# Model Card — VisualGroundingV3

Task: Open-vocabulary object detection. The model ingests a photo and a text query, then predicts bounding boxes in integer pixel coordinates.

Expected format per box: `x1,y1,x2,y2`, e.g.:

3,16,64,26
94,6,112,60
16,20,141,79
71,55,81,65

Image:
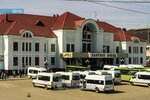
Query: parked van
81,75,114,93
32,72,63,90
27,67,47,79
73,71,96,80
56,72,80,87
106,70,121,84
129,72,150,87
103,65,118,70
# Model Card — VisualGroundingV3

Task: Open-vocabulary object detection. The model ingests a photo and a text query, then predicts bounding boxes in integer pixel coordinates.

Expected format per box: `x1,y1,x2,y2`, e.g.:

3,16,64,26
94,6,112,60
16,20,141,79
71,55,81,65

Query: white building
0,12,146,74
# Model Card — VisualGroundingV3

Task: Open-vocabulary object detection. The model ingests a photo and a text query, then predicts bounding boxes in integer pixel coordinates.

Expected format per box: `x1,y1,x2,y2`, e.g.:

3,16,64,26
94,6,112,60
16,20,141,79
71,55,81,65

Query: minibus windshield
105,80,113,85
72,75,80,80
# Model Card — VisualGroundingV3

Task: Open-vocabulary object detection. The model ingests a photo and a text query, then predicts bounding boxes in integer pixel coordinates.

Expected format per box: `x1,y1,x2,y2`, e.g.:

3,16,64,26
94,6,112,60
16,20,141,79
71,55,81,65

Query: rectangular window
87,35,91,39
22,42,24,51
26,43,28,51
140,57,143,64
67,44,70,52
129,46,131,53
116,58,119,64
26,57,28,66
29,57,31,66
140,47,143,53
116,46,119,53
51,57,55,65
22,57,24,66
87,44,91,52
103,45,106,53
107,46,110,53
35,57,39,66
44,44,46,52
29,43,31,51
51,44,55,52
129,57,131,64
71,44,75,52
82,43,86,52
35,43,39,52
13,42,18,51
13,57,18,66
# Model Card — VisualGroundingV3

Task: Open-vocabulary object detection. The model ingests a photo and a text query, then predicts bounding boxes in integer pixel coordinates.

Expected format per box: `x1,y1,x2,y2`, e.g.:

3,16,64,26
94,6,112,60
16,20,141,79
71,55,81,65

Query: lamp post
44,60,48,70
85,59,90,67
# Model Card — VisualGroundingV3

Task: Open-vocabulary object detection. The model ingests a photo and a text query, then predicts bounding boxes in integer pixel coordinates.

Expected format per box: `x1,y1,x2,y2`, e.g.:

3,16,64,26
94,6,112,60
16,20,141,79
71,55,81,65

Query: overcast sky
0,0,150,29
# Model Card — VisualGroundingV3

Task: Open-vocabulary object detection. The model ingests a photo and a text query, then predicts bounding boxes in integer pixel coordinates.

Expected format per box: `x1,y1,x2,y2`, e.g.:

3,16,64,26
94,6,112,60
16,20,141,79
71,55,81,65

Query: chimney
53,14,56,17
122,28,127,31
5,14,8,22
56,14,59,17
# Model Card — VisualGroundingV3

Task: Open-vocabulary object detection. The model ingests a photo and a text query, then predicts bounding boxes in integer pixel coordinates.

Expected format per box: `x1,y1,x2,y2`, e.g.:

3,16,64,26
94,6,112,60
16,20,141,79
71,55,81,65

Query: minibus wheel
130,81,134,86
32,83,36,87
95,87,100,93
45,85,48,90
52,85,56,90
147,84,150,88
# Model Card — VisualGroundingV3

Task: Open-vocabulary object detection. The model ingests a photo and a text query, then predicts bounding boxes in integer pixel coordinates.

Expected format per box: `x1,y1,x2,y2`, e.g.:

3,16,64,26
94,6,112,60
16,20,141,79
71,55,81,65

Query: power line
89,1,150,15
65,0,150,3
66,0,150,15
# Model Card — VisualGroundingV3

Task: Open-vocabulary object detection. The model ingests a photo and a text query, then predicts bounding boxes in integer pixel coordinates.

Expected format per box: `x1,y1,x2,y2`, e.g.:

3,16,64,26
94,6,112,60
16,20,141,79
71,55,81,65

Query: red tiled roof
75,20,85,27
0,14,57,38
97,21,145,42
0,12,146,42
52,12,84,30
97,21,119,32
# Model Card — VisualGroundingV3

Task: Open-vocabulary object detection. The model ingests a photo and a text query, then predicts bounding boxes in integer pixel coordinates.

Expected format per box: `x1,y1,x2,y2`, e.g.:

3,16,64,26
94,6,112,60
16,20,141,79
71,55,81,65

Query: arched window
21,30,33,38
134,39,140,43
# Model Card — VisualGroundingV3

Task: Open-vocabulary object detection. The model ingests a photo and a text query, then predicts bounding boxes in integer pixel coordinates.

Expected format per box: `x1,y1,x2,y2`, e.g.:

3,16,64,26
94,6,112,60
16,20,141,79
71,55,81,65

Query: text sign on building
90,53,117,58
63,53,73,58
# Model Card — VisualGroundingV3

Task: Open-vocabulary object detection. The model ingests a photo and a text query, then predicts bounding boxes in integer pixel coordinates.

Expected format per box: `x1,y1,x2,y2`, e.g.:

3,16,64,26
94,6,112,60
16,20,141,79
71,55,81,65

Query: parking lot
0,79,150,100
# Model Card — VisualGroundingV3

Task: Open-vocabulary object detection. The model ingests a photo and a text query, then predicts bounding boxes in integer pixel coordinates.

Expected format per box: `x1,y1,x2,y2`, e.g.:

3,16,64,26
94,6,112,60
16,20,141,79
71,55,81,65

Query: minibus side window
53,76,61,82
87,80,104,85
62,75,69,80
138,75,150,80
38,75,50,81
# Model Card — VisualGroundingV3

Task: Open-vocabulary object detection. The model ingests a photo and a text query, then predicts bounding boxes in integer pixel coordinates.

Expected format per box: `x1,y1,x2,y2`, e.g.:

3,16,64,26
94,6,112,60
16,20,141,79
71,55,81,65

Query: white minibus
27,67,47,79
106,70,121,84
32,72,63,90
103,65,118,70
56,72,80,87
129,72,150,87
95,70,121,84
81,75,114,93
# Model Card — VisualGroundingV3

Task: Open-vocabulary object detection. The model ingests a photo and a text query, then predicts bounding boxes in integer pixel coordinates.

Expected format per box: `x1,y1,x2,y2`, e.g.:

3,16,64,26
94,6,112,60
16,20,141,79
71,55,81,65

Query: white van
32,72,63,90
81,75,114,93
103,65,118,70
56,72,80,87
129,72,150,87
96,70,121,84
27,67,47,79
106,70,121,84
73,71,96,80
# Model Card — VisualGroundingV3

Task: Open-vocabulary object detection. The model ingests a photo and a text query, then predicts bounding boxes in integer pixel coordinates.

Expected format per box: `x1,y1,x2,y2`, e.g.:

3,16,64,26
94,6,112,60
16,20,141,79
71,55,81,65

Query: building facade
128,28,150,66
0,12,146,74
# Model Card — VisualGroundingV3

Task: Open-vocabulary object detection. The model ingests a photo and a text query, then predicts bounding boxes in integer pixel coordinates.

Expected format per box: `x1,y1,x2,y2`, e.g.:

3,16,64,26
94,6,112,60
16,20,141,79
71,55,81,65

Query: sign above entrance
61,52,120,58
62,53,73,58
90,53,117,58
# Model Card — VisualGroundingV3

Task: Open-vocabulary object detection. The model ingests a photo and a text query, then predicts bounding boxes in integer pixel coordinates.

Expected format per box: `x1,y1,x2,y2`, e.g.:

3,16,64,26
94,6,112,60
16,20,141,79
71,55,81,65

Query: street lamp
44,60,48,70
85,59,90,67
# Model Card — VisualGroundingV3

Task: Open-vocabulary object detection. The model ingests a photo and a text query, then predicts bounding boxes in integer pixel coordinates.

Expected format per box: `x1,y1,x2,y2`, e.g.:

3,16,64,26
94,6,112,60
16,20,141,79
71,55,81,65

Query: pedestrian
13,70,16,77
1,71,4,80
